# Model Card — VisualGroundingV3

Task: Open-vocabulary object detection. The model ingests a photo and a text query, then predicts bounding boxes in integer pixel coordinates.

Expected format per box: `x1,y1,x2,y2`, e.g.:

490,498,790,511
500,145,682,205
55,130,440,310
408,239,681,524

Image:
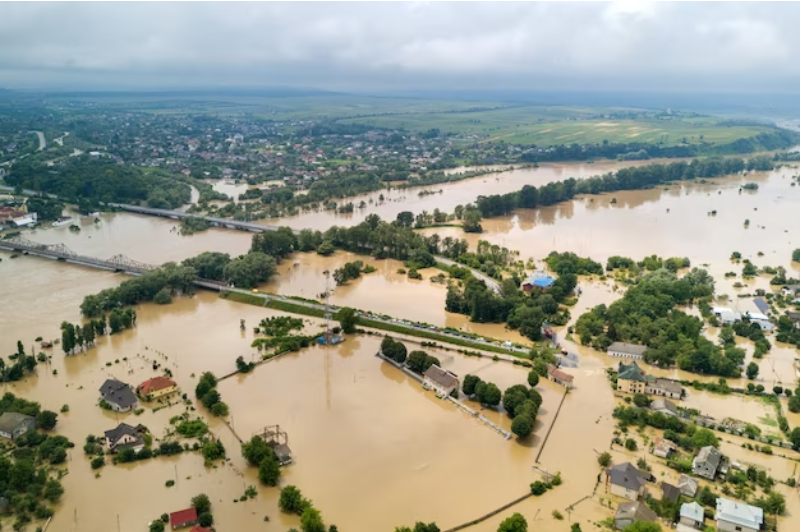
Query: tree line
470,157,772,219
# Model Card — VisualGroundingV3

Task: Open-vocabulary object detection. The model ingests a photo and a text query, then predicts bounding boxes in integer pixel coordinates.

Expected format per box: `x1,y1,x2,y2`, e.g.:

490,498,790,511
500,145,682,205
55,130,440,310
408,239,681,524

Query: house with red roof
169,507,197,529
136,376,178,400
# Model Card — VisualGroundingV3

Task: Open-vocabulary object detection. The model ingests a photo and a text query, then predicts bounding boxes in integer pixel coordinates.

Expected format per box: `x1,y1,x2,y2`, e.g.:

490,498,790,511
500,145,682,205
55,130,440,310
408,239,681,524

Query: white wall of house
608,350,644,359
716,520,758,532
610,483,640,501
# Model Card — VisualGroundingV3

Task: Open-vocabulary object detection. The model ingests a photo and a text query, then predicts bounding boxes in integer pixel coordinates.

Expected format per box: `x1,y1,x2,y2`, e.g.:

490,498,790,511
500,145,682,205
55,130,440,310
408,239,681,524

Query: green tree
625,438,638,451
691,428,719,448
153,288,173,305
301,506,326,532
527,370,539,387
511,414,534,438
258,454,281,486
789,395,800,414
195,372,217,399
242,435,272,467
191,493,211,515
36,410,58,430
746,362,759,380
790,427,800,450
336,308,358,334
477,382,501,407
43,479,64,502
792,249,800,262
198,512,213,527
462,374,482,396
497,512,527,532
598,452,612,468
633,393,650,408
279,485,308,515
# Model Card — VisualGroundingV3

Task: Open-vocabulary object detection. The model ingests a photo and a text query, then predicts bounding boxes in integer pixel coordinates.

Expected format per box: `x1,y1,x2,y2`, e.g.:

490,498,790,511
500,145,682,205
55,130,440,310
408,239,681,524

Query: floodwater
1,158,800,531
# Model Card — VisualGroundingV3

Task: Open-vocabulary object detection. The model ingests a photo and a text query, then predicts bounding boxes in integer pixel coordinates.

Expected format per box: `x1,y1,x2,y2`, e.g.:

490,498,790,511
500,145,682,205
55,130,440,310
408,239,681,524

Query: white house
715,498,763,532
422,365,459,397
680,501,704,529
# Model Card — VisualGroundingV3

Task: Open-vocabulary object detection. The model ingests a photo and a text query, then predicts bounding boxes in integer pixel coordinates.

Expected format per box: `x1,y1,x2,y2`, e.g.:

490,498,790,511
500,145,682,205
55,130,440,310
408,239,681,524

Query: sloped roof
616,501,657,523
0,412,34,433
170,508,198,528
99,379,137,409
661,482,680,502
548,365,574,383
104,423,139,447
618,361,647,382
137,376,177,396
694,445,722,470
651,397,678,415
423,365,459,389
608,342,648,356
608,462,646,491
715,498,763,530
678,474,698,496
681,501,704,522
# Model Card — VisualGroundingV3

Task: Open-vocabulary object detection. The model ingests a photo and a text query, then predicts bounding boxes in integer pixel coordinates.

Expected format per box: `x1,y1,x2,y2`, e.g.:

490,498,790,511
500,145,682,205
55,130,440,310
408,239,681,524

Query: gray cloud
1,2,799,92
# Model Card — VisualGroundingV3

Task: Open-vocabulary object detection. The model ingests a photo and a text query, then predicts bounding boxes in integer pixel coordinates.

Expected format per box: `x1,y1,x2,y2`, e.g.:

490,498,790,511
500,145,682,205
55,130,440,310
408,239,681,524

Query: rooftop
695,445,722,470
548,366,574,383
0,412,34,433
99,379,137,409
423,365,459,390
137,376,177,396
715,498,763,529
661,482,681,502
651,397,678,415
608,462,647,491
681,501,704,522
104,423,140,447
618,361,648,382
616,501,657,523
608,342,648,356
170,508,198,528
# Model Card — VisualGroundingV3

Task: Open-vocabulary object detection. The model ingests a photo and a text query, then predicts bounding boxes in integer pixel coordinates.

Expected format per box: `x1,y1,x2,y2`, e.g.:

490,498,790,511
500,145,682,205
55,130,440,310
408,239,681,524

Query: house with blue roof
521,271,556,292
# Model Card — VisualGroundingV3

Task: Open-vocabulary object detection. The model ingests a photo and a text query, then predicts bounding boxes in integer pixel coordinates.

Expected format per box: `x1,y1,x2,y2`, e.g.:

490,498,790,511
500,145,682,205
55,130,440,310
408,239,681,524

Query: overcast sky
1,2,799,93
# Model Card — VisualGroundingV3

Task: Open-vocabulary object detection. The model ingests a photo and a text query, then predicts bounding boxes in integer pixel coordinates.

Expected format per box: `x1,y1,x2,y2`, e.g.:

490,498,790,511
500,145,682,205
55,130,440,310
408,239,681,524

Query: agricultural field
340,105,774,147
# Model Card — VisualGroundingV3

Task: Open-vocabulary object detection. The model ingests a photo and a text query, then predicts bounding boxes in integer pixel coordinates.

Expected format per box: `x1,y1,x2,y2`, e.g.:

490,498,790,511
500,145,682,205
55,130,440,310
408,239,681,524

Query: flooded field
1,157,800,531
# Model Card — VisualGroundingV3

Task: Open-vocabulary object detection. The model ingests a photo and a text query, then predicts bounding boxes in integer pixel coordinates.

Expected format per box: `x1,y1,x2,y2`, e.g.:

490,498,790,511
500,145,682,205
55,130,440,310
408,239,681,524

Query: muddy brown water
1,159,800,530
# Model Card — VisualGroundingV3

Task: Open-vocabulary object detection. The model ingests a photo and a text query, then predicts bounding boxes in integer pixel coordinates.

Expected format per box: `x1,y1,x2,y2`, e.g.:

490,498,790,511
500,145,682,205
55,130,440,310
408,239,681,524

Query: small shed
547,365,574,389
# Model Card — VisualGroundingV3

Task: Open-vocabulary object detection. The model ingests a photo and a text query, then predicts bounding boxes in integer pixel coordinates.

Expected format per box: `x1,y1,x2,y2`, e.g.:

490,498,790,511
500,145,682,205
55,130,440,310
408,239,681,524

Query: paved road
34,131,45,151
436,256,500,293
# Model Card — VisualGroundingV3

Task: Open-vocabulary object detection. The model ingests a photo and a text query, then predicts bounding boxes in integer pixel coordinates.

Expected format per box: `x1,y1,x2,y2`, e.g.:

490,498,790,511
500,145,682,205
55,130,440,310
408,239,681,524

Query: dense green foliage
80,264,197,317
7,156,192,208
575,268,735,376
381,336,408,363
472,157,769,218
0,394,68,526
333,260,366,285
503,384,542,438
241,436,282,486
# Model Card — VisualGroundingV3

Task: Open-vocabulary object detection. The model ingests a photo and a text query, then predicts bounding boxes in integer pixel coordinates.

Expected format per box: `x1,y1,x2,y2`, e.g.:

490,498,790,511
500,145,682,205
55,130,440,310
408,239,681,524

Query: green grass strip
265,299,327,318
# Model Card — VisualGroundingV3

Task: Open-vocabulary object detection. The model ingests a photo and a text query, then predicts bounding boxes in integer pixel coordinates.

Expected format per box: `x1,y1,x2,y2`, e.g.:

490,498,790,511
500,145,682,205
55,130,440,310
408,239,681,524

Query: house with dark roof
104,422,145,453
693,446,723,480
787,311,800,329
422,365,459,396
170,507,198,530
661,482,681,503
99,379,138,412
607,462,648,500
615,501,657,530
646,378,683,399
608,342,648,360
0,412,35,441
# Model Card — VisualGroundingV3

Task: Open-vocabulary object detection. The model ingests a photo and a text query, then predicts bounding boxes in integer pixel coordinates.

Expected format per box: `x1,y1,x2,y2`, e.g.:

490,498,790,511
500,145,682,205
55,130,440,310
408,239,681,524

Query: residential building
661,482,681,503
99,379,138,412
547,365,574,389
521,271,556,292
188,526,211,532
607,462,647,501
136,376,178,400
617,361,648,394
678,475,699,498
715,498,763,532
104,423,145,453
786,311,800,329
652,438,677,459
680,501,705,529
650,397,679,416
753,298,770,315
607,342,648,360
646,378,683,399
422,365,459,396
693,446,722,480
0,412,36,440
615,501,657,530
170,508,198,530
